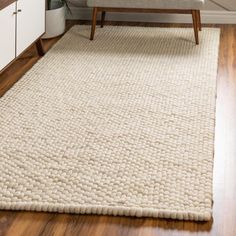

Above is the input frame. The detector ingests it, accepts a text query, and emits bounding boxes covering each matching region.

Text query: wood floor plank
[0,21,235,236]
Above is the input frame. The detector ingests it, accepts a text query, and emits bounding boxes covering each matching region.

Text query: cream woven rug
[0,26,220,221]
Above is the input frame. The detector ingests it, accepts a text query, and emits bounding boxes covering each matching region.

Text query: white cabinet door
[0,3,16,71]
[16,0,45,56]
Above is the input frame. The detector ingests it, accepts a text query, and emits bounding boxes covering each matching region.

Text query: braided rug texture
[0,26,220,221]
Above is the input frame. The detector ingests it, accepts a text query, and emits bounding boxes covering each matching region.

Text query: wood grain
[0,21,236,236]
[0,0,15,11]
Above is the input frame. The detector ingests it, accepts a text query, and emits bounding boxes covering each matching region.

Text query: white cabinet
[0,0,45,72]
[0,3,16,71]
[16,0,45,56]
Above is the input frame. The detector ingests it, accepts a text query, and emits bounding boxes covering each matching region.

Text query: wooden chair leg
[192,10,199,45]
[90,7,98,40]
[35,39,45,56]
[197,10,202,31]
[101,11,106,28]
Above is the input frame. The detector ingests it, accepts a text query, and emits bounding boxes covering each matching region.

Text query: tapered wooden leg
[197,10,202,31]
[35,39,45,56]
[90,7,98,40]
[192,10,199,45]
[101,11,106,28]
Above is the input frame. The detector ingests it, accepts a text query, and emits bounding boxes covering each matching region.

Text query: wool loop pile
[0,26,220,221]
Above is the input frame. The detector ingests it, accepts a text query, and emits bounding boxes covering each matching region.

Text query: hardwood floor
[0,21,236,236]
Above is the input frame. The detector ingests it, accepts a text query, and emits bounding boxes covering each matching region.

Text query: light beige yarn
[0,26,220,221]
